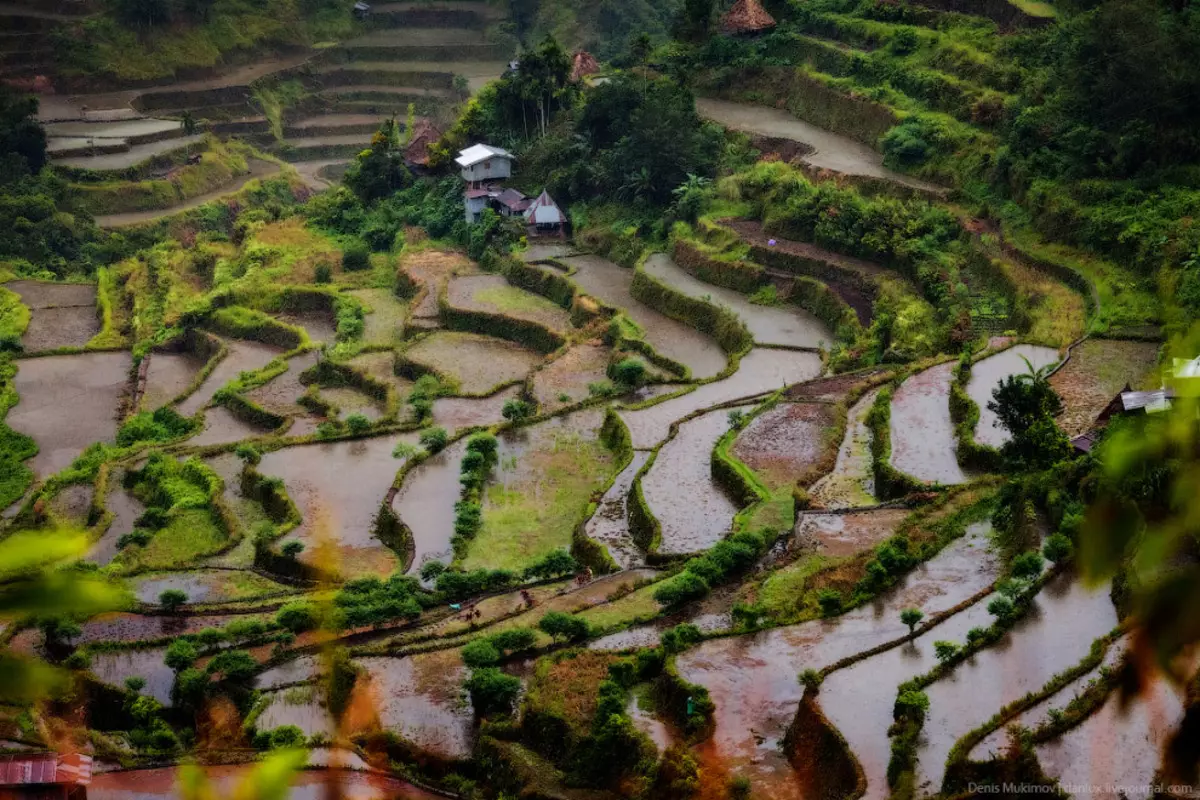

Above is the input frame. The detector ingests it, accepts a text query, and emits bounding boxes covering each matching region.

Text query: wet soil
[278,310,337,346]
[1049,339,1161,437]
[47,482,93,525]
[400,249,477,320]
[322,386,385,421]
[6,280,97,308]
[257,655,323,690]
[258,431,422,577]
[88,478,144,566]
[349,287,407,346]
[176,338,282,416]
[967,344,1061,447]
[793,507,909,559]
[257,686,334,738]
[732,401,841,491]
[643,406,749,556]
[678,523,1000,799]
[78,611,273,645]
[555,254,728,380]
[140,350,206,411]
[446,273,572,333]
[89,647,174,706]
[889,361,970,485]
[432,385,520,432]
[584,451,652,570]
[358,650,474,759]
[643,253,831,349]
[695,98,943,194]
[21,306,100,351]
[620,349,823,449]
[9,351,130,479]
[186,405,270,447]
[530,342,612,413]
[918,574,1119,792]
[405,331,540,395]
[808,388,879,509]
[348,351,414,401]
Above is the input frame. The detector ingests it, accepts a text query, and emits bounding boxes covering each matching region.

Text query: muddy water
[643,407,748,556]
[628,689,678,754]
[406,331,541,395]
[531,342,612,413]
[917,574,1119,792]
[809,388,878,509]
[258,431,422,577]
[279,310,337,345]
[620,349,823,449]
[432,385,520,431]
[584,452,651,569]
[258,655,323,690]
[970,641,1126,760]
[554,254,728,380]
[89,480,145,565]
[139,351,206,411]
[1036,670,1185,796]
[131,569,288,605]
[589,587,735,651]
[177,339,283,416]
[9,352,130,480]
[677,523,1000,799]
[793,507,909,558]
[358,650,474,759]
[732,401,839,491]
[87,765,443,799]
[393,437,469,573]
[245,351,320,418]
[187,405,270,447]
[90,647,174,705]
[695,98,943,194]
[889,361,970,485]
[256,686,334,737]
[643,253,831,349]
[967,345,1061,448]
[79,612,271,645]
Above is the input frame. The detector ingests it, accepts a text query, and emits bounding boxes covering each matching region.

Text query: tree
[988,595,1016,622]
[817,589,843,617]
[113,0,171,25]
[465,667,521,715]
[933,640,959,664]
[164,639,198,672]
[894,689,930,723]
[420,560,447,582]
[125,676,146,694]
[419,426,449,453]
[1043,533,1073,563]
[523,549,577,580]
[502,398,533,422]
[281,541,304,559]
[989,360,1063,434]
[461,639,501,668]
[268,725,305,749]
[158,589,187,611]
[0,90,47,178]
[345,413,371,434]
[799,668,823,692]
[344,118,412,202]
[675,0,715,41]
[276,601,319,633]
[900,608,924,634]
[206,650,258,685]
[537,611,590,642]
[1011,550,1045,579]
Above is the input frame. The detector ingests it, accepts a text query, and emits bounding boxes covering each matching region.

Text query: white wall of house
[460,157,512,184]
[464,195,487,223]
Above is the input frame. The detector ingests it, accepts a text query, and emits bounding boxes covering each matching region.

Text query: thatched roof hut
[571,50,600,82]
[404,118,441,167]
[720,0,776,35]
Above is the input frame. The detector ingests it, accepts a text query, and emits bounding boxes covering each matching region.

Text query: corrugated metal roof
[0,753,92,787]
[455,143,513,168]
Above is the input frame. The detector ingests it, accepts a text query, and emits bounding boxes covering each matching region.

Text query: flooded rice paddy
[553,254,728,379]
[176,338,283,416]
[677,522,1000,798]
[405,331,540,394]
[620,348,823,449]
[88,479,145,566]
[139,350,206,411]
[9,351,131,480]
[245,351,320,418]
[256,686,334,738]
[278,310,337,345]
[446,273,572,333]
[131,568,290,605]
[967,345,1061,447]
[917,573,1119,792]
[642,406,749,556]
[530,342,612,412]
[89,646,174,705]
[889,361,970,485]
[8,280,99,351]
[359,650,474,759]
[393,437,470,573]
[732,401,841,490]
[87,765,442,799]
[643,253,831,349]
[258,431,422,577]
[432,384,520,432]
[187,405,272,446]
[584,451,652,569]
[808,388,879,509]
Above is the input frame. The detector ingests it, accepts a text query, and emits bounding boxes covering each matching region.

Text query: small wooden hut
[404,118,442,172]
[720,0,777,35]
[570,50,600,82]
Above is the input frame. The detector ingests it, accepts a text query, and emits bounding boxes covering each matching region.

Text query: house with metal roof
[455,143,514,186]
[524,189,566,237]
[0,753,92,799]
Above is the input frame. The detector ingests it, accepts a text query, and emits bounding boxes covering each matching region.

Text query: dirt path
[95,158,282,227]
[696,97,944,194]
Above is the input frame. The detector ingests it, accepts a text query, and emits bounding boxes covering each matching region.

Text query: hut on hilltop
[720,0,777,35]
[571,50,600,82]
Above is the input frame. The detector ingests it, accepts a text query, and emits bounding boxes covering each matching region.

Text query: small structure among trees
[404,118,442,173]
[570,50,600,82]
[719,0,776,36]
[0,752,92,798]
[524,189,566,237]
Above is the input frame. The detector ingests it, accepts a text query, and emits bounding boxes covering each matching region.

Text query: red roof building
[0,753,92,799]
[404,118,442,169]
[570,51,600,82]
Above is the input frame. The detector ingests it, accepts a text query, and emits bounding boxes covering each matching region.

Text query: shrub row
[948,350,1004,472]
[711,420,771,507]
[206,306,305,349]
[670,236,764,295]
[439,302,565,355]
[629,269,752,355]
[372,503,415,572]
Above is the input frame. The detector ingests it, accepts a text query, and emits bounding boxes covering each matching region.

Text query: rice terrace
[1,0,1199,798]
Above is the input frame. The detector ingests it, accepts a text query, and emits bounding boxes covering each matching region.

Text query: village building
[524,189,566,237]
[0,753,92,799]
[720,0,777,36]
[454,143,564,232]
[455,143,514,188]
[403,118,441,174]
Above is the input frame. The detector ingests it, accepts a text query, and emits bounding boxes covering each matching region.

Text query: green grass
[121,509,228,571]
[473,283,566,317]
[462,429,617,573]
[0,287,30,343]
[575,583,663,630]
[758,552,837,620]
[1006,0,1057,18]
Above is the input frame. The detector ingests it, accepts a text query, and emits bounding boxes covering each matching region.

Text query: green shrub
[268,725,306,749]
[235,443,261,464]
[465,667,521,716]
[276,601,319,633]
[419,426,449,453]
[158,589,187,610]
[900,607,924,633]
[342,241,371,271]
[164,639,198,671]
[461,639,501,668]
[1011,550,1045,578]
[660,623,703,654]
[523,549,577,580]
[502,398,533,422]
[345,413,371,434]
[315,263,332,284]
[817,589,843,617]
[610,357,647,388]
[1043,533,1073,563]
[281,541,304,558]
[653,571,710,607]
[537,611,590,642]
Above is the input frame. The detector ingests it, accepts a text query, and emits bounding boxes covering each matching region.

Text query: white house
[524,189,566,235]
[455,143,514,186]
